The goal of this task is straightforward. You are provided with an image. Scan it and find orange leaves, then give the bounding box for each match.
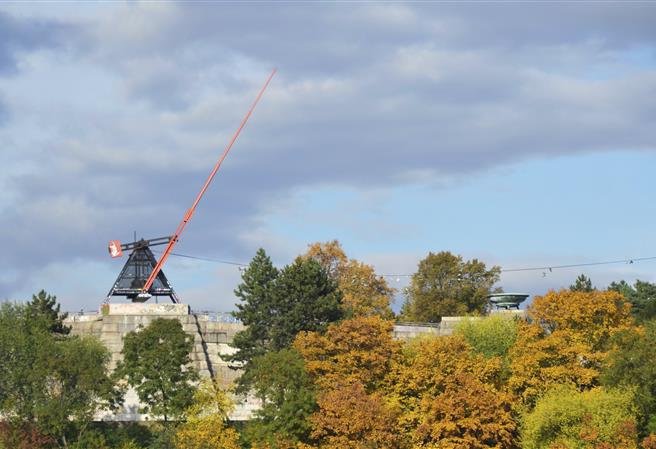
[304,240,394,318]
[414,374,516,449]
[294,316,399,392]
[310,383,408,449]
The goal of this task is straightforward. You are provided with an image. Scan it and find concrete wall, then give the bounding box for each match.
[65,305,525,422]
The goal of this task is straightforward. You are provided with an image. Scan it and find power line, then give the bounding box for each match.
[161,250,656,278]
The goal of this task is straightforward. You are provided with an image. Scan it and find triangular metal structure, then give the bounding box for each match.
[106,242,180,303]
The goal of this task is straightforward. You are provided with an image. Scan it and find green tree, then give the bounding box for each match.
[229,249,280,373]
[609,280,656,322]
[603,320,656,436]
[401,251,500,322]
[229,252,342,392]
[571,274,594,292]
[243,348,316,448]
[0,302,117,447]
[27,289,70,335]
[455,314,518,359]
[521,386,638,449]
[117,318,198,422]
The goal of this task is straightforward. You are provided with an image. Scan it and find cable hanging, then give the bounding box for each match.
[160,250,656,279]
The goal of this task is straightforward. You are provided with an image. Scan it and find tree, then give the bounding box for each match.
[27,289,70,335]
[0,302,117,448]
[521,386,638,449]
[310,382,408,449]
[305,241,394,319]
[117,318,198,422]
[413,373,517,449]
[384,335,503,436]
[609,280,656,322]
[294,316,399,392]
[528,289,633,352]
[602,320,656,436]
[229,249,280,374]
[243,348,317,448]
[455,314,519,359]
[509,289,633,407]
[400,251,500,322]
[229,251,342,392]
[174,378,240,449]
[571,274,594,292]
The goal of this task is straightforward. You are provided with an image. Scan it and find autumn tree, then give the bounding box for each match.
[310,382,408,449]
[174,378,240,449]
[521,386,638,449]
[384,335,503,436]
[294,315,399,392]
[400,251,500,322]
[609,280,656,322]
[117,318,198,422]
[413,373,517,449]
[229,250,342,392]
[509,289,634,406]
[305,240,394,318]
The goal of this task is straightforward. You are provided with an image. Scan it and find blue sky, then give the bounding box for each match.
[1,2,655,312]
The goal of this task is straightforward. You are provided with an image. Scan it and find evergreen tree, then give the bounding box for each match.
[609,279,656,322]
[229,250,342,393]
[117,318,198,422]
[570,274,594,292]
[228,249,279,372]
[27,289,70,335]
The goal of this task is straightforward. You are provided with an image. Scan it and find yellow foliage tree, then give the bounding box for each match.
[384,335,503,436]
[529,289,633,351]
[304,241,394,318]
[310,382,408,449]
[509,290,634,406]
[414,373,517,449]
[174,378,240,449]
[294,316,399,392]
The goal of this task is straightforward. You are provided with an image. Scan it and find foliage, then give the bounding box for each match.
[117,318,198,422]
[244,348,317,447]
[384,335,503,435]
[570,274,594,293]
[521,386,638,449]
[27,289,70,335]
[528,289,633,351]
[414,373,517,449]
[310,382,408,449]
[400,251,501,322]
[229,250,342,393]
[294,316,399,392]
[0,422,53,449]
[508,321,602,407]
[602,320,656,436]
[509,290,634,406]
[609,280,656,322]
[174,378,240,449]
[305,240,394,319]
[0,301,116,447]
[455,314,519,359]
[229,249,280,371]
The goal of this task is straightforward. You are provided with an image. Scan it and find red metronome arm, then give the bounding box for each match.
[141,69,277,295]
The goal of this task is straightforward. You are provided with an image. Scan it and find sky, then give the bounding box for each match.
[1,2,655,313]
